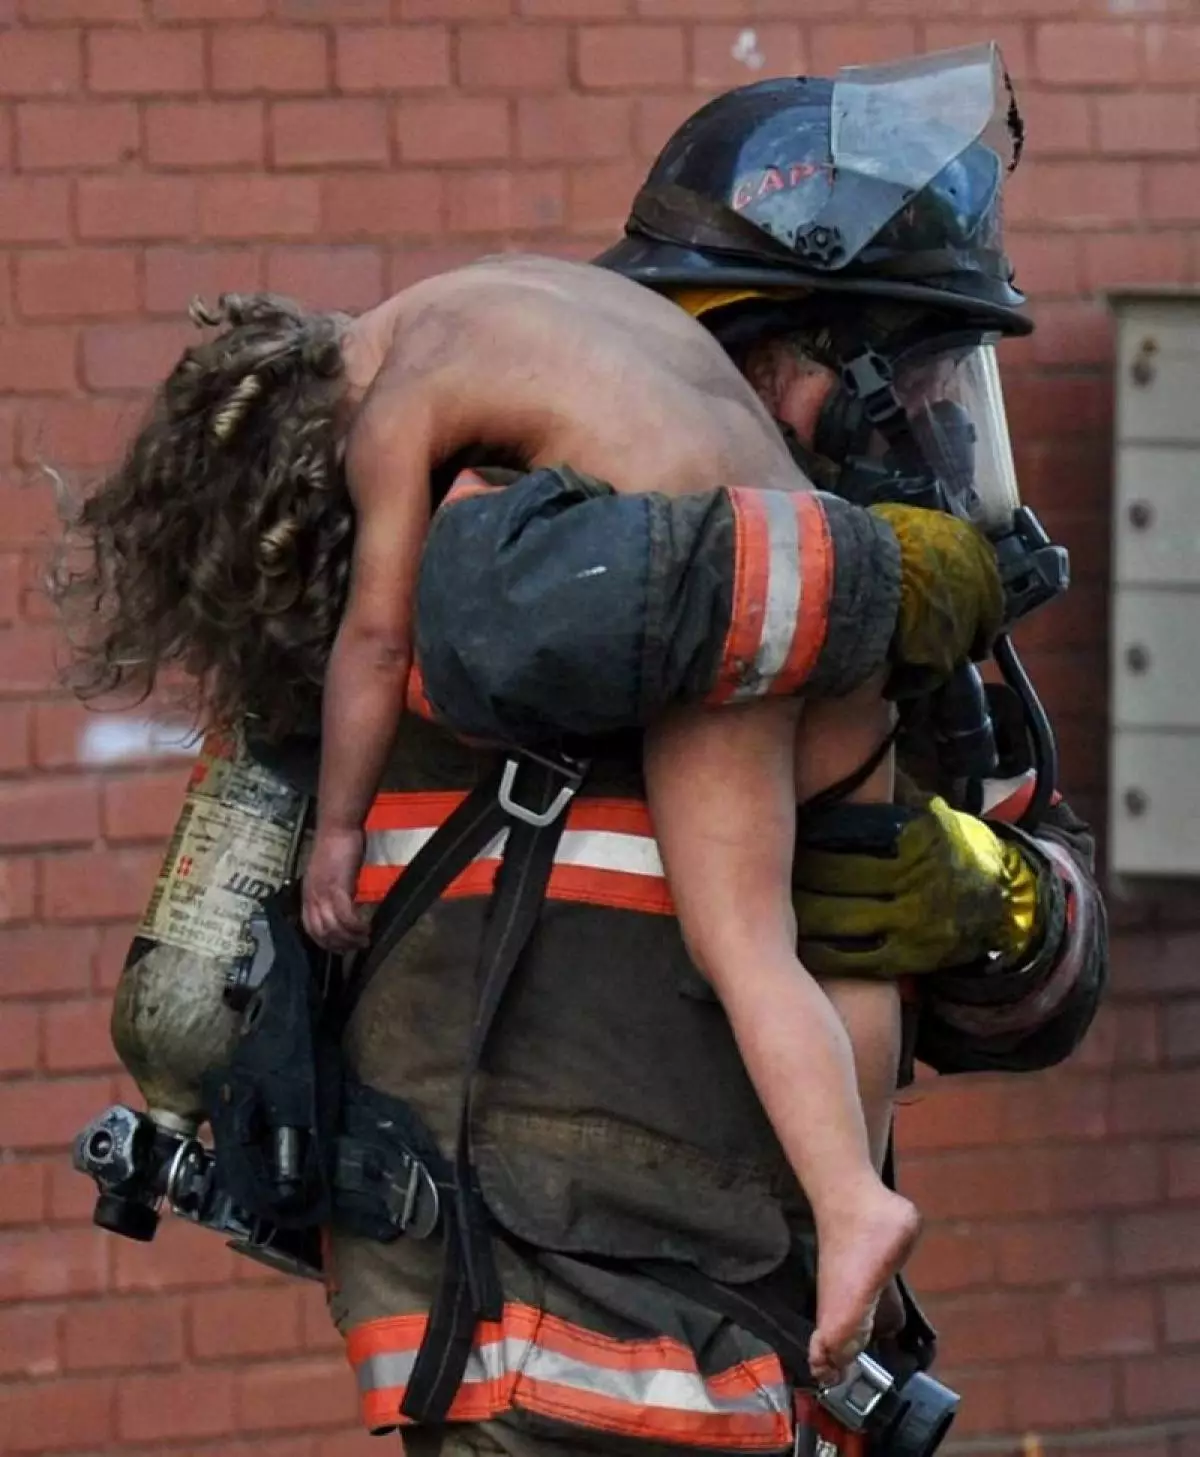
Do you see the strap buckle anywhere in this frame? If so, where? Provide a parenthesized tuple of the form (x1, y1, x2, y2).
(384, 1156, 441, 1240)
(816, 1352, 895, 1432)
(336, 1140, 442, 1240)
(498, 751, 588, 828)
(840, 349, 912, 446)
(225, 906, 276, 1013)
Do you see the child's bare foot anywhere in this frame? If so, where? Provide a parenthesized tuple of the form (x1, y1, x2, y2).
(808, 1185, 921, 1385)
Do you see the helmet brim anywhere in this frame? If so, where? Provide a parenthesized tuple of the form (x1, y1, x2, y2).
(593, 235, 1034, 339)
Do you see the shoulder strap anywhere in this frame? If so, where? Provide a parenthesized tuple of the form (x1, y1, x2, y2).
(403, 761, 577, 1420)
(336, 763, 511, 1031)
(344, 749, 591, 1027)
(332, 750, 589, 1426)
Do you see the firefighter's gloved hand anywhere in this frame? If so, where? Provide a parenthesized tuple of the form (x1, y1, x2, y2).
(868, 504, 1004, 689)
(793, 796, 1039, 978)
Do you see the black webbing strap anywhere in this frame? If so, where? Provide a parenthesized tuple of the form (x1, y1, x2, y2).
(395, 758, 584, 1422)
(336, 764, 510, 1032)
(636, 1237, 933, 1394)
(630, 1122, 933, 1388)
(633, 1255, 816, 1384)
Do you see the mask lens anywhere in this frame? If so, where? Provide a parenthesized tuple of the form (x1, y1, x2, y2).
(892, 338, 1020, 533)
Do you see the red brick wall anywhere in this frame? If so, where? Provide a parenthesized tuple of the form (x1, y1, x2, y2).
(1, 2, 1197, 1454)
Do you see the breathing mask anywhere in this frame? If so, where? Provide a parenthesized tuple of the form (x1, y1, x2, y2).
(810, 329, 1012, 524)
(694, 290, 1068, 826)
(809, 324, 1068, 822)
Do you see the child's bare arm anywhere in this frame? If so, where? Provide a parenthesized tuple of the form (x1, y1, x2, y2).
(304, 303, 596, 949)
(303, 372, 442, 949)
(303, 302, 555, 951)
(324, 384, 434, 797)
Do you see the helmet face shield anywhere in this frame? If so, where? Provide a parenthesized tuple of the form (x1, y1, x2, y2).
(889, 335, 1021, 533)
(826, 42, 1015, 260)
(727, 42, 1017, 269)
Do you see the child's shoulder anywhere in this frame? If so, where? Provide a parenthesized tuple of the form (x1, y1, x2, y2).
(377, 263, 598, 396)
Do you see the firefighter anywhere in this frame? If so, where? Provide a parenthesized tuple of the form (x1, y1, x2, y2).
(308, 46, 1105, 1456)
(63, 45, 1104, 1457)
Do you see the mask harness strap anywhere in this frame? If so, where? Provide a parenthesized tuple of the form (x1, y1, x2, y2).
(821, 348, 928, 480)
(798, 719, 903, 818)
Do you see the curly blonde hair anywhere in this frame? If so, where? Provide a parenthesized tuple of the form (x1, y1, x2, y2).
(52, 293, 355, 741)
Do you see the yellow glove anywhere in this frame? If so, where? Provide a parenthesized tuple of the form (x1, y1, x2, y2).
(793, 797, 1040, 978)
(869, 504, 1005, 686)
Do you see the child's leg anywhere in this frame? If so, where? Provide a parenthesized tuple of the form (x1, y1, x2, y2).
(643, 699, 918, 1382)
(793, 677, 907, 1357)
(793, 676, 900, 1170)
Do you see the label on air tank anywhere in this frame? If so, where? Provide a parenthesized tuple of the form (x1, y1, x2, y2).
(137, 730, 307, 959)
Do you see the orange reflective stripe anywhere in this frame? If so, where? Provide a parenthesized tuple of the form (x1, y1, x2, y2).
(356, 793, 675, 915)
(350, 1304, 771, 1376)
(364, 790, 466, 831)
(508, 1380, 790, 1447)
(358, 860, 675, 915)
(709, 489, 771, 706)
(356, 859, 493, 904)
(543, 863, 674, 915)
(771, 493, 833, 696)
(347, 1302, 793, 1449)
(708, 489, 832, 705)
(559, 798, 655, 837)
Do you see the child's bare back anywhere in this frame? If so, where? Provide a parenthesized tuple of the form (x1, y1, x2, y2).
(348, 253, 800, 501)
(342, 254, 918, 1378)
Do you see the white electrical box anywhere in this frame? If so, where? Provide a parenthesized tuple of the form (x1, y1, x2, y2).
(1108, 289, 1200, 876)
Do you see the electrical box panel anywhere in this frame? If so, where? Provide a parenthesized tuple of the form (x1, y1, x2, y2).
(1109, 290, 1200, 876)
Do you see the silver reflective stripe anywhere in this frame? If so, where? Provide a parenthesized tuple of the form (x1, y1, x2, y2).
(357, 1335, 789, 1419)
(980, 770, 1034, 816)
(522, 1344, 786, 1416)
(357, 1333, 510, 1394)
(553, 829, 664, 878)
(732, 492, 802, 702)
(363, 828, 664, 879)
(357, 1349, 416, 1393)
(363, 827, 506, 868)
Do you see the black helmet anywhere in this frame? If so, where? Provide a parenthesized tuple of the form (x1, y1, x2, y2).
(595, 45, 1031, 337)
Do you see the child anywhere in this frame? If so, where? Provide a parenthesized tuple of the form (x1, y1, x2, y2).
(58, 255, 918, 1383)
(310, 254, 918, 1382)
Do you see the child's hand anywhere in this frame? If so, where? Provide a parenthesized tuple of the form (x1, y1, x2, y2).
(303, 826, 370, 953)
